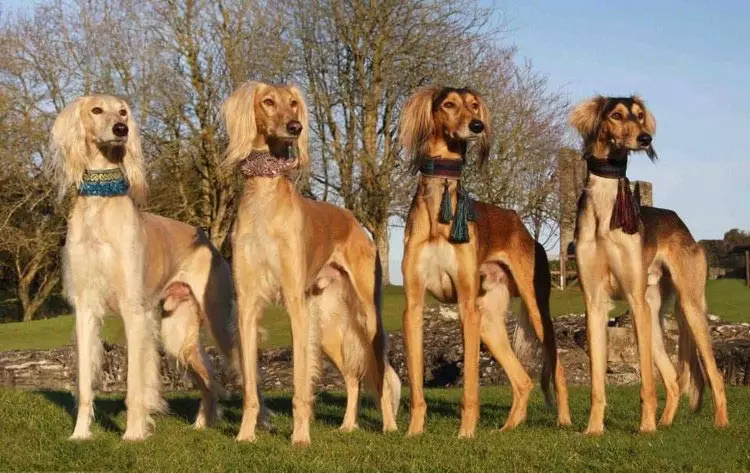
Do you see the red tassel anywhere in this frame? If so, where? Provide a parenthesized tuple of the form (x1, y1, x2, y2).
(611, 177, 640, 234)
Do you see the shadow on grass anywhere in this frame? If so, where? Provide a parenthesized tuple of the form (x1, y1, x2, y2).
(38, 390, 124, 435)
(35, 386, 565, 440)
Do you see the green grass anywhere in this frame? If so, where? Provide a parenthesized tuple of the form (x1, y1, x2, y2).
(0, 386, 748, 472)
(704, 279, 750, 323)
(1, 280, 747, 352)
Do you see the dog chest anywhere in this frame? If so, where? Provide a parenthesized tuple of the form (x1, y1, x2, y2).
(418, 240, 459, 302)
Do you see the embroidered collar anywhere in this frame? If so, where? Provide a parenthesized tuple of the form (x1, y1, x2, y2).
(419, 157, 463, 179)
(585, 153, 628, 179)
(79, 168, 129, 197)
(238, 148, 299, 179)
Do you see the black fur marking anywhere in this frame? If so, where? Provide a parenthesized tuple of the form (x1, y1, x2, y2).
(432, 86, 480, 110)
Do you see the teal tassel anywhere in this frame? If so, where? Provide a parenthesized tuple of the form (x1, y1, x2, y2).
(449, 186, 476, 244)
(439, 179, 453, 224)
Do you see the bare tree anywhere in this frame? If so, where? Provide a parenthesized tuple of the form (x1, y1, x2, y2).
(0, 0, 569, 319)
(286, 0, 494, 283)
(462, 53, 569, 251)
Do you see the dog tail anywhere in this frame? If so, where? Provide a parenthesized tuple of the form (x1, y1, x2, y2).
(670, 245, 709, 413)
(362, 250, 401, 416)
(512, 242, 560, 411)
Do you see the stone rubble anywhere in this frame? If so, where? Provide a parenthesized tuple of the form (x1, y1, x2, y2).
(1, 306, 749, 393)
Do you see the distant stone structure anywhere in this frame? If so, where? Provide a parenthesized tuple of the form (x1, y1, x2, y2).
(557, 149, 653, 287)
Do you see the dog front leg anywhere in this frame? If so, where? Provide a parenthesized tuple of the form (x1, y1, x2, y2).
(577, 240, 611, 435)
(235, 289, 264, 442)
(121, 304, 162, 441)
(455, 251, 481, 439)
(607, 238, 657, 433)
(401, 245, 427, 436)
(69, 297, 105, 440)
(280, 256, 315, 446)
(286, 293, 314, 446)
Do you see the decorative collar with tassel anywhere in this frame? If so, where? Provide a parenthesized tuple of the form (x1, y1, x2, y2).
(239, 146, 299, 179)
(79, 168, 129, 197)
(585, 153, 640, 235)
(419, 158, 476, 244)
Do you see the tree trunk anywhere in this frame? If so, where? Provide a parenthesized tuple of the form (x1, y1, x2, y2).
(374, 226, 391, 287)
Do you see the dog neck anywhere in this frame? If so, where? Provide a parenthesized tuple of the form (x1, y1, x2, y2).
(583, 147, 641, 235)
(585, 151, 628, 180)
(416, 152, 476, 244)
(79, 167, 130, 198)
(239, 148, 299, 179)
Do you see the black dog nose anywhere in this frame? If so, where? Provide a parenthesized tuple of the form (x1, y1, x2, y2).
(637, 133, 652, 147)
(469, 119, 485, 134)
(286, 120, 303, 136)
(112, 123, 129, 137)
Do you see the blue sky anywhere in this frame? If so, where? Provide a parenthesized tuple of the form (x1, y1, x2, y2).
(4, 0, 748, 284)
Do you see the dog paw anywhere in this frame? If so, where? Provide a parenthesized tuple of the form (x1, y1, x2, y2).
(68, 430, 92, 441)
(235, 431, 257, 443)
(339, 422, 359, 433)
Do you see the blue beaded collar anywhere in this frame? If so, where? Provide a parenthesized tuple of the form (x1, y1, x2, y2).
(78, 168, 130, 197)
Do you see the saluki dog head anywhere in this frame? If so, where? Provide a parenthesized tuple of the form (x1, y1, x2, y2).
(569, 95, 657, 160)
(48, 94, 147, 204)
(221, 81, 310, 169)
(400, 85, 491, 168)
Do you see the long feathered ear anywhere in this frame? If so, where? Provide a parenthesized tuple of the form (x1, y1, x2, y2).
(221, 81, 262, 170)
(289, 85, 310, 168)
(633, 96, 658, 161)
(473, 90, 492, 167)
(569, 95, 607, 139)
(121, 100, 148, 205)
(400, 85, 441, 168)
(48, 97, 89, 200)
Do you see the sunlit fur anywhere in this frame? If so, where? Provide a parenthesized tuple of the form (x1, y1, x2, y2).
(570, 95, 728, 435)
(398, 86, 571, 439)
(49, 95, 147, 205)
(569, 95, 657, 161)
(222, 82, 400, 446)
(48, 95, 240, 441)
(221, 81, 310, 171)
(400, 85, 491, 169)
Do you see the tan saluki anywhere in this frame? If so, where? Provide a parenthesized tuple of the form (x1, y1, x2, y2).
(221, 81, 400, 446)
(569, 95, 728, 434)
(399, 85, 571, 438)
(48, 95, 238, 440)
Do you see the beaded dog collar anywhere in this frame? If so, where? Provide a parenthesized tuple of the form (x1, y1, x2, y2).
(238, 148, 299, 179)
(79, 168, 129, 197)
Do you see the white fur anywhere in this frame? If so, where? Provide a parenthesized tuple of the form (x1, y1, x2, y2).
(49, 95, 239, 440)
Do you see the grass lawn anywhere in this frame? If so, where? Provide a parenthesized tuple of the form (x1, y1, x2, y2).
(0, 386, 748, 472)
(1, 280, 747, 352)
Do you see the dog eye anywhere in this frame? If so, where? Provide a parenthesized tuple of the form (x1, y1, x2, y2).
(119, 109, 127, 116)
(290, 100, 298, 107)
(91, 107, 103, 115)
(471, 103, 479, 110)
(611, 112, 623, 120)
(637, 112, 645, 120)
(263, 99, 275, 106)
(443, 101, 455, 109)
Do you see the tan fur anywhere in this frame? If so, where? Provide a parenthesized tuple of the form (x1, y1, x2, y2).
(222, 82, 400, 446)
(48, 95, 240, 440)
(399, 86, 571, 438)
(570, 95, 728, 435)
